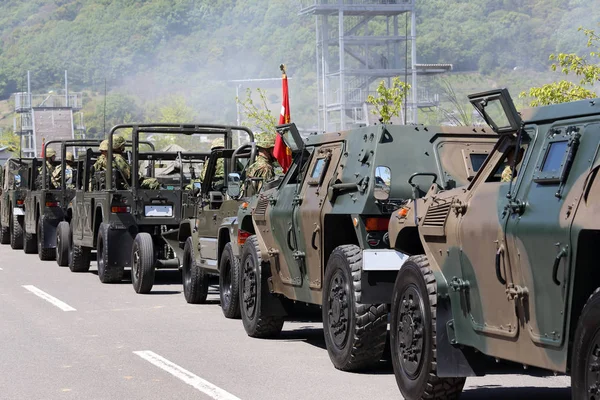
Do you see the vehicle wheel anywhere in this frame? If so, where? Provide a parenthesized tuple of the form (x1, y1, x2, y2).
(391, 255, 466, 400)
(23, 230, 37, 254)
(37, 217, 55, 261)
(10, 214, 24, 250)
(0, 225, 10, 244)
(182, 237, 208, 304)
(131, 233, 155, 294)
(239, 235, 284, 338)
(97, 223, 123, 283)
(571, 288, 600, 399)
(219, 242, 240, 319)
(56, 221, 70, 266)
(70, 244, 91, 272)
(322, 244, 388, 371)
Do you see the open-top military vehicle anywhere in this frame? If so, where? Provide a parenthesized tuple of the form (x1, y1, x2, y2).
(162, 132, 256, 317)
(384, 89, 600, 400)
(21, 139, 103, 260)
(237, 122, 498, 372)
(0, 157, 34, 249)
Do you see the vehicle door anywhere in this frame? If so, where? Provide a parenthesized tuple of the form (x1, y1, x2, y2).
(504, 122, 600, 348)
(295, 142, 344, 294)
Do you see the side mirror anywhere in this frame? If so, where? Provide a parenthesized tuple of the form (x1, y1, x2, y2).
(374, 166, 391, 201)
(227, 172, 241, 198)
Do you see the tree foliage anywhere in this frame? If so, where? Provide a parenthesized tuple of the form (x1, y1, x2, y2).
(366, 78, 410, 124)
(236, 87, 277, 133)
(520, 25, 600, 107)
(0, 128, 20, 154)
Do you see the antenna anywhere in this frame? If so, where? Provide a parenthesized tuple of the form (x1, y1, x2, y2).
(103, 78, 107, 138)
(403, 13, 408, 125)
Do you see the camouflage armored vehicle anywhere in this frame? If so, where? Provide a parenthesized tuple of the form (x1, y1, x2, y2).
(21, 140, 104, 260)
(383, 89, 600, 399)
(162, 133, 256, 317)
(237, 122, 498, 371)
(0, 157, 34, 249)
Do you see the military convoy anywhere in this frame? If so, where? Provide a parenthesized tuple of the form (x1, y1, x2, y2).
(5, 88, 598, 398)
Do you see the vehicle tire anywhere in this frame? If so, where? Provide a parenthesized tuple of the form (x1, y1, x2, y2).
(70, 244, 91, 272)
(182, 236, 208, 304)
(239, 235, 284, 338)
(131, 233, 155, 294)
(97, 223, 123, 283)
(23, 230, 37, 254)
(391, 255, 466, 400)
(571, 288, 600, 399)
(56, 221, 70, 267)
(37, 217, 55, 261)
(322, 244, 388, 371)
(10, 214, 24, 250)
(0, 225, 10, 244)
(219, 242, 241, 319)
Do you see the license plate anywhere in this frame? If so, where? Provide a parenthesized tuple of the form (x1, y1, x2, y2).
(13, 207, 24, 216)
(144, 205, 173, 217)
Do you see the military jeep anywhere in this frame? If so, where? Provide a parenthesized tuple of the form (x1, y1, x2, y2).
(237, 122, 498, 372)
(386, 89, 600, 399)
(162, 134, 256, 317)
(0, 157, 34, 249)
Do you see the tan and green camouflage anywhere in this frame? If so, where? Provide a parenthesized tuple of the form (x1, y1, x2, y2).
(245, 153, 275, 192)
(255, 131, 276, 149)
(199, 138, 225, 183)
(386, 89, 600, 399)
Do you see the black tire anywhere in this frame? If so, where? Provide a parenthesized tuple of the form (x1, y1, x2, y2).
(182, 236, 209, 304)
(23, 231, 37, 254)
(239, 235, 284, 338)
(571, 288, 600, 399)
(97, 223, 123, 283)
(10, 214, 24, 250)
(322, 244, 388, 371)
(0, 225, 10, 244)
(131, 233, 155, 294)
(37, 217, 55, 261)
(56, 221, 70, 266)
(219, 242, 241, 319)
(70, 244, 91, 272)
(391, 255, 466, 400)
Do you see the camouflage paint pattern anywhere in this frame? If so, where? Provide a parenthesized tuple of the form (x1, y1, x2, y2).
(390, 95, 600, 375)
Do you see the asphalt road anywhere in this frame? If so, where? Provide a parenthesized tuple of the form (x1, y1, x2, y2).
(0, 244, 572, 400)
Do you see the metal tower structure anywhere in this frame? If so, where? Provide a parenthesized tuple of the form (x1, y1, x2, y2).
(300, 0, 450, 132)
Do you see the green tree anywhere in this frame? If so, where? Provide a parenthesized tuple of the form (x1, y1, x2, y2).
(0, 128, 20, 154)
(236, 87, 277, 133)
(520, 26, 600, 107)
(366, 77, 410, 123)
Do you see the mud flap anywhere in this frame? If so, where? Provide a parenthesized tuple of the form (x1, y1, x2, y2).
(41, 216, 60, 249)
(261, 263, 288, 317)
(106, 224, 136, 269)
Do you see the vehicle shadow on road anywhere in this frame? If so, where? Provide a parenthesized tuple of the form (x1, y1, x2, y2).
(88, 268, 183, 287)
(462, 385, 570, 399)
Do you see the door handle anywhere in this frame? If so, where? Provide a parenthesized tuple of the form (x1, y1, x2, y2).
(311, 226, 320, 250)
(495, 246, 507, 285)
(552, 247, 567, 285)
(287, 227, 295, 251)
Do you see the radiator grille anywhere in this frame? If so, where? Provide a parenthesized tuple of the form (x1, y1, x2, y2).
(423, 202, 451, 227)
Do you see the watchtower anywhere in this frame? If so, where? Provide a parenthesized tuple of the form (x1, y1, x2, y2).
(299, 0, 450, 132)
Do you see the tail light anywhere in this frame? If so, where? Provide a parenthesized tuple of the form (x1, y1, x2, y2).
(364, 217, 390, 232)
(111, 206, 130, 213)
(238, 229, 251, 245)
(16, 200, 24, 206)
(45, 202, 60, 207)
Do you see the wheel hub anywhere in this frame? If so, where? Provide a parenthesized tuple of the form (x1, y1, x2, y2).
(327, 271, 349, 349)
(242, 258, 256, 318)
(587, 332, 600, 399)
(133, 248, 141, 281)
(396, 285, 424, 379)
(222, 260, 231, 304)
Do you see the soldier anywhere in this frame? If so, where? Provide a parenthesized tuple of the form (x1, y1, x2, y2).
(245, 131, 277, 192)
(199, 138, 225, 187)
(500, 146, 525, 182)
(51, 151, 74, 189)
(92, 137, 131, 189)
(39, 148, 57, 189)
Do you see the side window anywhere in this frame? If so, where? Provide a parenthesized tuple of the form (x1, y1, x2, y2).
(485, 141, 529, 183)
(306, 155, 331, 186)
(533, 126, 581, 184)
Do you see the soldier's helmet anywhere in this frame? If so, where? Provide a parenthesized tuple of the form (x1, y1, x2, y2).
(99, 140, 109, 151)
(65, 151, 74, 162)
(211, 138, 225, 150)
(46, 148, 56, 158)
(255, 131, 276, 149)
(113, 135, 126, 150)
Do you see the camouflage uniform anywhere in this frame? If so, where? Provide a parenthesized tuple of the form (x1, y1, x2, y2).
(186, 138, 225, 191)
(246, 131, 277, 192)
(92, 137, 132, 189)
(38, 148, 57, 189)
(500, 166, 513, 182)
(51, 151, 74, 189)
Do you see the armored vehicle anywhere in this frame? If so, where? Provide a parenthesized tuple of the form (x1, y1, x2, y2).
(384, 89, 600, 399)
(22, 140, 103, 260)
(162, 135, 256, 317)
(0, 157, 34, 249)
(237, 122, 498, 371)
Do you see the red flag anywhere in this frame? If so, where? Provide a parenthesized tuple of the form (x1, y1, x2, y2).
(274, 64, 292, 172)
(40, 137, 45, 157)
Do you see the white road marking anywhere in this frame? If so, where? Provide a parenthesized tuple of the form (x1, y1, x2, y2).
(133, 350, 241, 400)
(22, 285, 76, 312)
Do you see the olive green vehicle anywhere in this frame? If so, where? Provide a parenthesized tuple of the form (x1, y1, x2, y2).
(161, 130, 257, 317)
(0, 157, 34, 249)
(22, 140, 102, 261)
(384, 89, 600, 399)
(237, 122, 498, 371)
